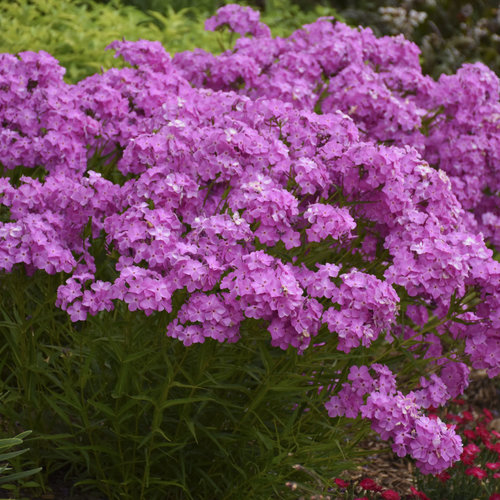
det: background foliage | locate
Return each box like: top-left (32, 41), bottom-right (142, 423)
top-left (0, 0), bottom-right (340, 83)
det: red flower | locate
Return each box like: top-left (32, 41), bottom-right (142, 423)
top-left (492, 430), bottom-right (500, 439)
top-left (494, 472), bottom-right (500, 479)
top-left (461, 442), bottom-right (481, 464)
top-left (436, 471), bottom-right (450, 483)
top-left (453, 398), bottom-right (466, 405)
top-left (486, 462), bottom-right (500, 470)
top-left (410, 486), bottom-right (431, 500)
top-left (445, 412), bottom-right (461, 423)
top-left (476, 425), bottom-right (490, 441)
top-left (464, 429), bottom-right (476, 440)
top-left (381, 490), bottom-right (400, 500)
top-left (489, 494), bottom-right (500, 500)
top-left (483, 408), bottom-right (493, 422)
top-left (465, 467), bottom-right (487, 479)
top-left (485, 440), bottom-right (495, 451)
top-left (354, 497), bottom-right (369, 500)
top-left (462, 411), bottom-right (474, 422)
top-left (359, 478), bottom-right (382, 491)
top-left (464, 443), bottom-right (481, 454)
top-left (335, 478), bottom-right (349, 488)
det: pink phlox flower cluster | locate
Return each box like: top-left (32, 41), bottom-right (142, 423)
top-left (293, 157), bottom-right (330, 197)
top-left (304, 204), bottom-right (356, 243)
top-left (414, 374), bottom-right (450, 409)
top-left (220, 251), bottom-right (322, 352)
top-left (188, 213), bottom-right (253, 267)
top-left (168, 292), bottom-right (243, 345)
top-left (464, 325), bottom-right (500, 378)
top-left (228, 174), bottom-right (300, 248)
top-left (326, 364), bottom-right (463, 474)
top-left (323, 270), bottom-right (399, 352)
top-left (204, 4), bottom-right (271, 38)
top-left (107, 39), bottom-right (173, 74)
top-left (298, 263), bottom-right (340, 300)
top-left (0, 51), bottom-right (99, 175)
top-left (0, 171), bottom-right (121, 275)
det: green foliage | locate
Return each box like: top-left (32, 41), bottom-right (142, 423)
top-left (0, 0), bottom-right (343, 85)
top-left (0, 430), bottom-right (42, 497)
top-left (107, 0), bottom-right (224, 13)
top-left (0, 268), bottom-right (375, 499)
top-left (0, 0), bottom-right (221, 83)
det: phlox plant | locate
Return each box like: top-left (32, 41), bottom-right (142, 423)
top-left (0, 3), bottom-right (499, 499)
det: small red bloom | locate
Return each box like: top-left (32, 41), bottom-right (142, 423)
top-left (483, 408), bottom-right (493, 422)
top-left (381, 489), bottom-right (400, 500)
top-left (485, 440), bottom-right (495, 451)
top-left (492, 430), bottom-right (500, 439)
top-left (436, 471), bottom-right (450, 483)
top-left (465, 467), bottom-right (487, 479)
top-left (462, 411), bottom-right (474, 422)
top-left (359, 478), bottom-right (382, 491)
top-left (486, 462), bottom-right (500, 470)
top-left (453, 398), bottom-right (466, 405)
top-left (463, 443), bottom-right (481, 454)
top-left (335, 478), bottom-right (349, 488)
top-left (476, 425), bottom-right (490, 441)
top-left (489, 494), bottom-right (500, 500)
top-left (461, 443), bottom-right (480, 465)
top-left (410, 486), bottom-right (431, 500)
top-left (354, 497), bottom-right (369, 500)
top-left (495, 472), bottom-right (500, 479)
top-left (464, 429), bottom-right (476, 440)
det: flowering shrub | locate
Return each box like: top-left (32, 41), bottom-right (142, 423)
top-left (1, 4), bottom-right (499, 492)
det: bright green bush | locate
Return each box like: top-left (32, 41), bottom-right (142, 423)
top-left (0, 0), bottom-right (221, 83)
top-left (0, 0), bottom-right (342, 84)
